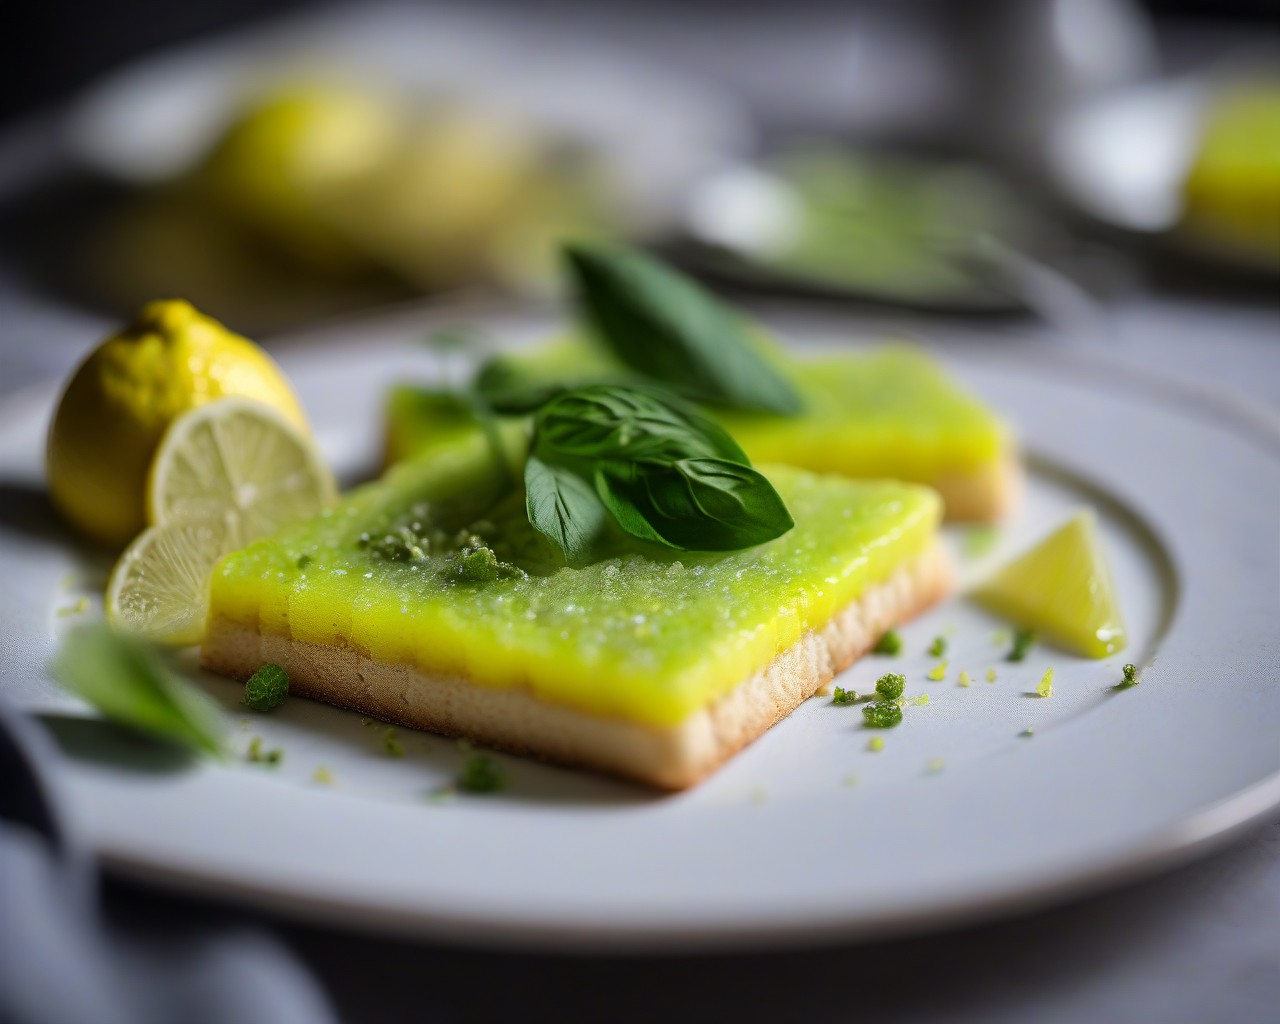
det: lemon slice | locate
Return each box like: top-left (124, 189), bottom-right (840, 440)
top-left (106, 519), bottom-right (231, 645)
top-left (108, 397), bottom-right (334, 643)
top-left (972, 509), bottom-right (1126, 658)
top-left (147, 397), bottom-right (335, 546)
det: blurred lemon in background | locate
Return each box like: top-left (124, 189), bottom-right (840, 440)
top-left (46, 299), bottom-right (306, 547)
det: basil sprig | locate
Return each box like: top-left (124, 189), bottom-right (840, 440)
top-left (525, 384), bottom-right (793, 561)
top-left (562, 242), bottom-right (804, 416)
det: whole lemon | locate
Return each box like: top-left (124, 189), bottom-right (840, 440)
top-left (46, 299), bottom-right (306, 547)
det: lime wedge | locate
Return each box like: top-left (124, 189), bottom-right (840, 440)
top-left (106, 519), bottom-right (232, 645)
top-left (972, 509), bottom-right (1126, 658)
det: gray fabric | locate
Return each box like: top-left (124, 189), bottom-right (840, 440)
top-left (0, 698), bottom-right (336, 1024)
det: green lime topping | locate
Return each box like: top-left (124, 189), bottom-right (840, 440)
top-left (1036, 668), bottom-right (1055, 698)
top-left (926, 758), bottom-right (946, 773)
top-left (832, 686), bottom-right (859, 706)
top-left (312, 765), bottom-right (334, 784)
top-left (1019, 728), bottom-right (1035, 738)
top-left (867, 736), bottom-right (885, 752)
top-left (958, 671), bottom-right (972, 687)
top-left (1007, 627), bottom-right (1036, 663)
top-left (1121, 663), bottom-right (1138, 687)
top-left (872, 629), bottom-right (902, 655)
top-left (242, 662), bottom-right (289, 712)
top-left (986, 668), bottom-right (997, 682)
top-left (875, 673), bottom-right (906, 700)
top-left (927, 661), bottom-right (948, 681)
top-left (247, 736), bottom-right (282, 765)
top-left (927, 635), bottom-right (947, 657)
top-left (862, 702), bottom-right (903, 729)
top-left (458, 743), bottom-right (506, 793)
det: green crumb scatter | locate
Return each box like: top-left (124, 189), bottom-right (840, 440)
top-left (1121, 663), bottom-right (1138, 686)
top-left (458, 752), bottom-right (506, 793)
top-left (1008, 627), bottom-right (1036, 662)
top-left (312, 765), bottom-right (334, 784)
top-left (242, 663), bottom-right (289, 712)
top-left (986, 668), bottom-right (997, 682)
top-left (958, 671), bottom-right (972, 687)
top-left (247, 736), bottom-right (283, 765)
top-left (964, 526), bottom-right (998, 558)
top-left (383, 729), bottom-right (405, 758)
top-left (927, 661), bottom-right (948, 681)
top-left (296, 554), bottom-right (313, 570)
top-left (843, 774), bottom-right (859, 787)
top-left (56, 597), bottom-right (89, 617)
top-left (907, 694), bottom-right (929, 707)
top-left (832, 686), bottom-right (859, 706)
top-left (862, 702), bottom-right (903, 729)
top-left (455, 544), bottom-right (524, 584)
top-left (1019, 728), bottom-right (1035, 738)
top-left (867, 736), bottom-right (886, 752)
top-left (927, 636), bottom-right (947, 657)
top-left (926, 758), bottom-right (946, 774)
top-left (1037, 668), bottom-right (1055, 698)
top-left (872, 629), bottom-right (902, 655)
top-left (875, 673), bottom-right (906, 701)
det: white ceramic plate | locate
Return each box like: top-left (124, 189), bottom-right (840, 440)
top-left (2, 312), bottom-right (1278, 950)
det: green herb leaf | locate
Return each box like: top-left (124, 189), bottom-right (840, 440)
top-left (595, 457), bottom-right (793, 551)
top-left (562, 241), bottom-right (804, 415)
top-left (536, 384), bottom-right (746, 463)
top-left (51, 624), bottom-right (224, 756)
top-left (242, 663), bottom-right (289, 712)
top-left (474, 356), bottom-right (575, 414)
top-left (524, 454), bottom-right (610, 562)
top-left (458, 751), bottom-right (506, 793)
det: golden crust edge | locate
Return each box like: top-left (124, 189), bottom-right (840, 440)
top-left (201, 540), bottom-right (951, 790)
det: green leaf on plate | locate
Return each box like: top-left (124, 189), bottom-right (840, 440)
top-left (524, 454), bottom-right (611, 563)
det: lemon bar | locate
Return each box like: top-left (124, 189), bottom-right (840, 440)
top-left (387, 342), bottom-right (1018, 521)
top-left (202, 437), bottom-right (949, 788)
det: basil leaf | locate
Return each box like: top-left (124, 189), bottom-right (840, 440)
top-left (474, 357), bottom-right (574, 415)
top-left (50, 624), bottom-right (225, 756)
top-left (563, 241), bottom-right (804, 415)
top-left (596, 457), bottom-right (794, 551)
top-left (524, 454), bottom-right (610, 562)
top-left (535, 385), bottom-right (746, 464)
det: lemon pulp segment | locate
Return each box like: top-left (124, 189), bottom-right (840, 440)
top-left (972, 509), bottom-right (1126, 659)
top-left (209, 448), bottom-right (941, 727)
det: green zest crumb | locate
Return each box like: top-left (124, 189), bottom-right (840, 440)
top-left (832, 686), bottom-right (859, 705)
top-left (296, 554), bottom-right (313, 570)
top-left (247, 736), bottom-right (283, 765)
top-left (1007, 628), bottom-right (1036, 662)
top-left (862, 702), bottom-right (903, 729)
top-left (312, 765), bottom-right (334, 784)
top-left (872, 629), bottom-right (902, 655)
top-left (458, 750), bottom-right (506, 793)
top-left (1121, 663), bottom-right (1138, 687)
top-left (958, 671), bottom-right (972, 688)
top-left (1036, 668), bottom-right (1055, 698)
top-left (867, 736), bottom-right (885, 752)
top-left (242, 663), bottom-right (289, 712)
top-left (1019, 728), bottom-right (1035, 738)
top-left (56, 597), bottom-right (89, 617)
top-left (927, 661), bottom-right (948, 681)
top-left (455, 544), bottom-right (524, 583)
top-left (843, 774), bottom-right (859, 787)
top-left (926, 758), bottom-right (946, 774)
top-left (927, 636), bottom-right (947, 657)
top-left (964, 525), bottom-right (999, 558)
top-left (875, 673), bottom-right (906, 701)
top-left (986, 668), bottom-right (997, 682)
top-left (383, 728), bottom-right (405, 758)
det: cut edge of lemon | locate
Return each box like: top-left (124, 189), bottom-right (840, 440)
top-left (145, 395), bottom-right (335, 538)
top-left (105, 519), bottom-right (232, 646)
